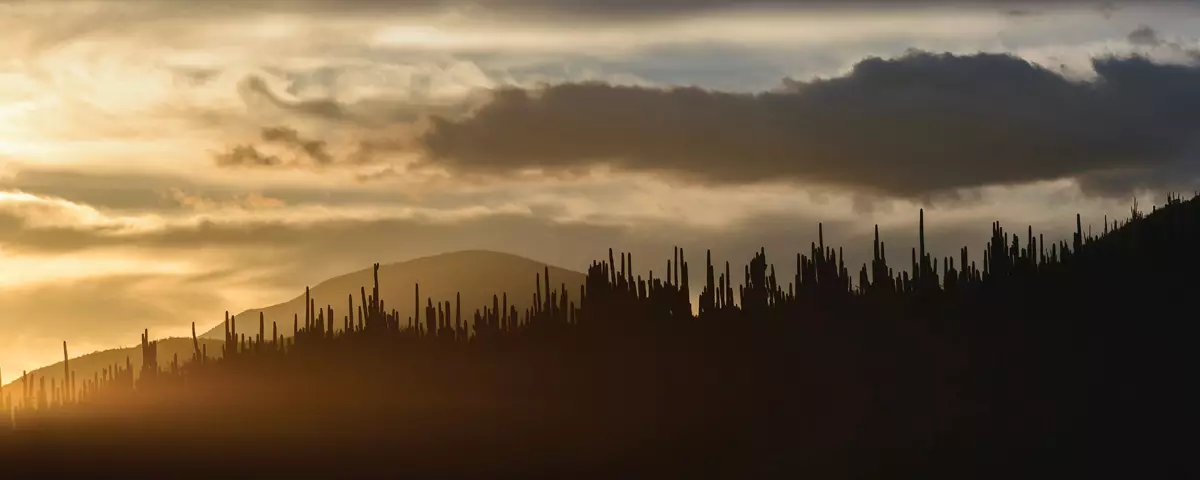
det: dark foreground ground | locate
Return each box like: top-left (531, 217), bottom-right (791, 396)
top-left (0, 321), bottom-right (1194, 479)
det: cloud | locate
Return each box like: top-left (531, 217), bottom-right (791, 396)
top-left (214, 144), bottom-right (282, 167)
top-left (355, 166), bottom-right (402, 183)
top-left (1003, 8), bottom-right (1042, 17)
top-left (239, 75), bottom-right (345, 120)
top-left (261, 126), bottom-right (334, 164)
top-left (1127, 25), bottom-right (1162, 46)
top-left (1097, 1), bottom-right (1121, 19)
top-left (214, 122), bottom-right (430, 171)
top-left (213, 127), bottom-right (350, 169)
top-left (168, 189), bottom-right (286, 211)
top-left (1123, 25), bottom-right (1200, 66)
top-left (0, 191), bottom-right (158, 233)
top-left (56, 1), bottom-right (1160, 20)
top-left (0, 180), bottom-right (1134, 280)
top-left (238, 71), bottom-right (482, 126)
top-left (418, 51), bottom-right (1200, 198)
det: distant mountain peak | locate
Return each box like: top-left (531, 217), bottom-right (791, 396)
top-left (201, 251), bottom-right (584, 339)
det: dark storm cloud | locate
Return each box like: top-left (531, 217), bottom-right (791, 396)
top-left (418, 51), bottom-right (1200, 198)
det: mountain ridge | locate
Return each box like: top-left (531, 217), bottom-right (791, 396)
top-left (201, 249), bottom-right (586, 339)
top-left (2, 250), bottom-right (583, 393)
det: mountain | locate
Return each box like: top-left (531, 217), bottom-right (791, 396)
top-left (0, 250), bottom-right (583, 402)
top-left (1, 337), bottom-right (225, 393)
top-left (201, 250), bottom-right (587, 339)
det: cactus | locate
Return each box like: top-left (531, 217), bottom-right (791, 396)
top-left (62, 341), bottom-right (70, 403)
top-left (191, 322), bottom-right (201, 362)
top-left (305, 286), bottom-right (311, 331)
top-left (11, 193), bottom-right (1189, 457)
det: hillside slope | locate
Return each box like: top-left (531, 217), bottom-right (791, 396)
top-left (1, 337), bottom-right (224, 392)
top-left (202, 250), bottom-right (585, 339)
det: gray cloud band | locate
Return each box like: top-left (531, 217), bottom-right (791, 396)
top-left (50, 1), bottom-right (1161, 18)
top-left (418, 51), bottom-right (1200, 198)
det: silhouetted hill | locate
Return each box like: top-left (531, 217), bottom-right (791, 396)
top-left (6, 198), bottom-right (1198, 477)
top-left (200, 250), bottom-right (585, 339)
top-left (1, 337), bottom-right (223, 393)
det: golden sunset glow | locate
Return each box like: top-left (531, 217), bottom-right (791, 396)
top-left (0, 0), bottom-right (1191, 384)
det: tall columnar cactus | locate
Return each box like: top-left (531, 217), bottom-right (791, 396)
top-left (544, 266), bottom-right (552, 314)
top-left (609, 248), bottom-right (616, 285)
top-left (191, 322), bottom-right (201, 362)
top-left (1074, 213), bottom-right (1083, 254)
top-left (919, 209), bottom-right (926, 284)
top-left (425, 298), bottom-right (436, 336)
top-left (361, 286), bottom-right (369, 331)
top-left (62, 341), bottom-right (70, 403)
top-left (674, 246), bottom-right (681, 288)
top-left (328, 306), bottom-right (335, 338)
top-left (231, 316), bottom-right (238, 353)
top-left (535, 271), bottom-right (542, 316)
top-left (679, 248), bottom-right (690, 310)
top-left (725, 261), bottom-right (732, 309)
top-left (140, 329), bottom-right (158, 382)
top-left (372, 262), bottom-right (380, 328)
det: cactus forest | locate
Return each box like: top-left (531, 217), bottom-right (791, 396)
top-left (0, 194), bottom-right (1192, 477)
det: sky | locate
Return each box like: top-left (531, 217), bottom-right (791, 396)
top-left (0, 0), bottom-right (1197, 378)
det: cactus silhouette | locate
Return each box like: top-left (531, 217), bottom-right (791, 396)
top-left (5, 193), bottom-right (1199, 478)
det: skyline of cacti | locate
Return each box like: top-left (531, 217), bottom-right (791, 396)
top-left (0, 192), bottom-right (1194, 477)
top-left (2, 193), bottom-right (1185, 409)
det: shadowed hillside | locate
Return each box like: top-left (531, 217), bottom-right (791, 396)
top-left (201, 250), bottom-right (585, 339)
